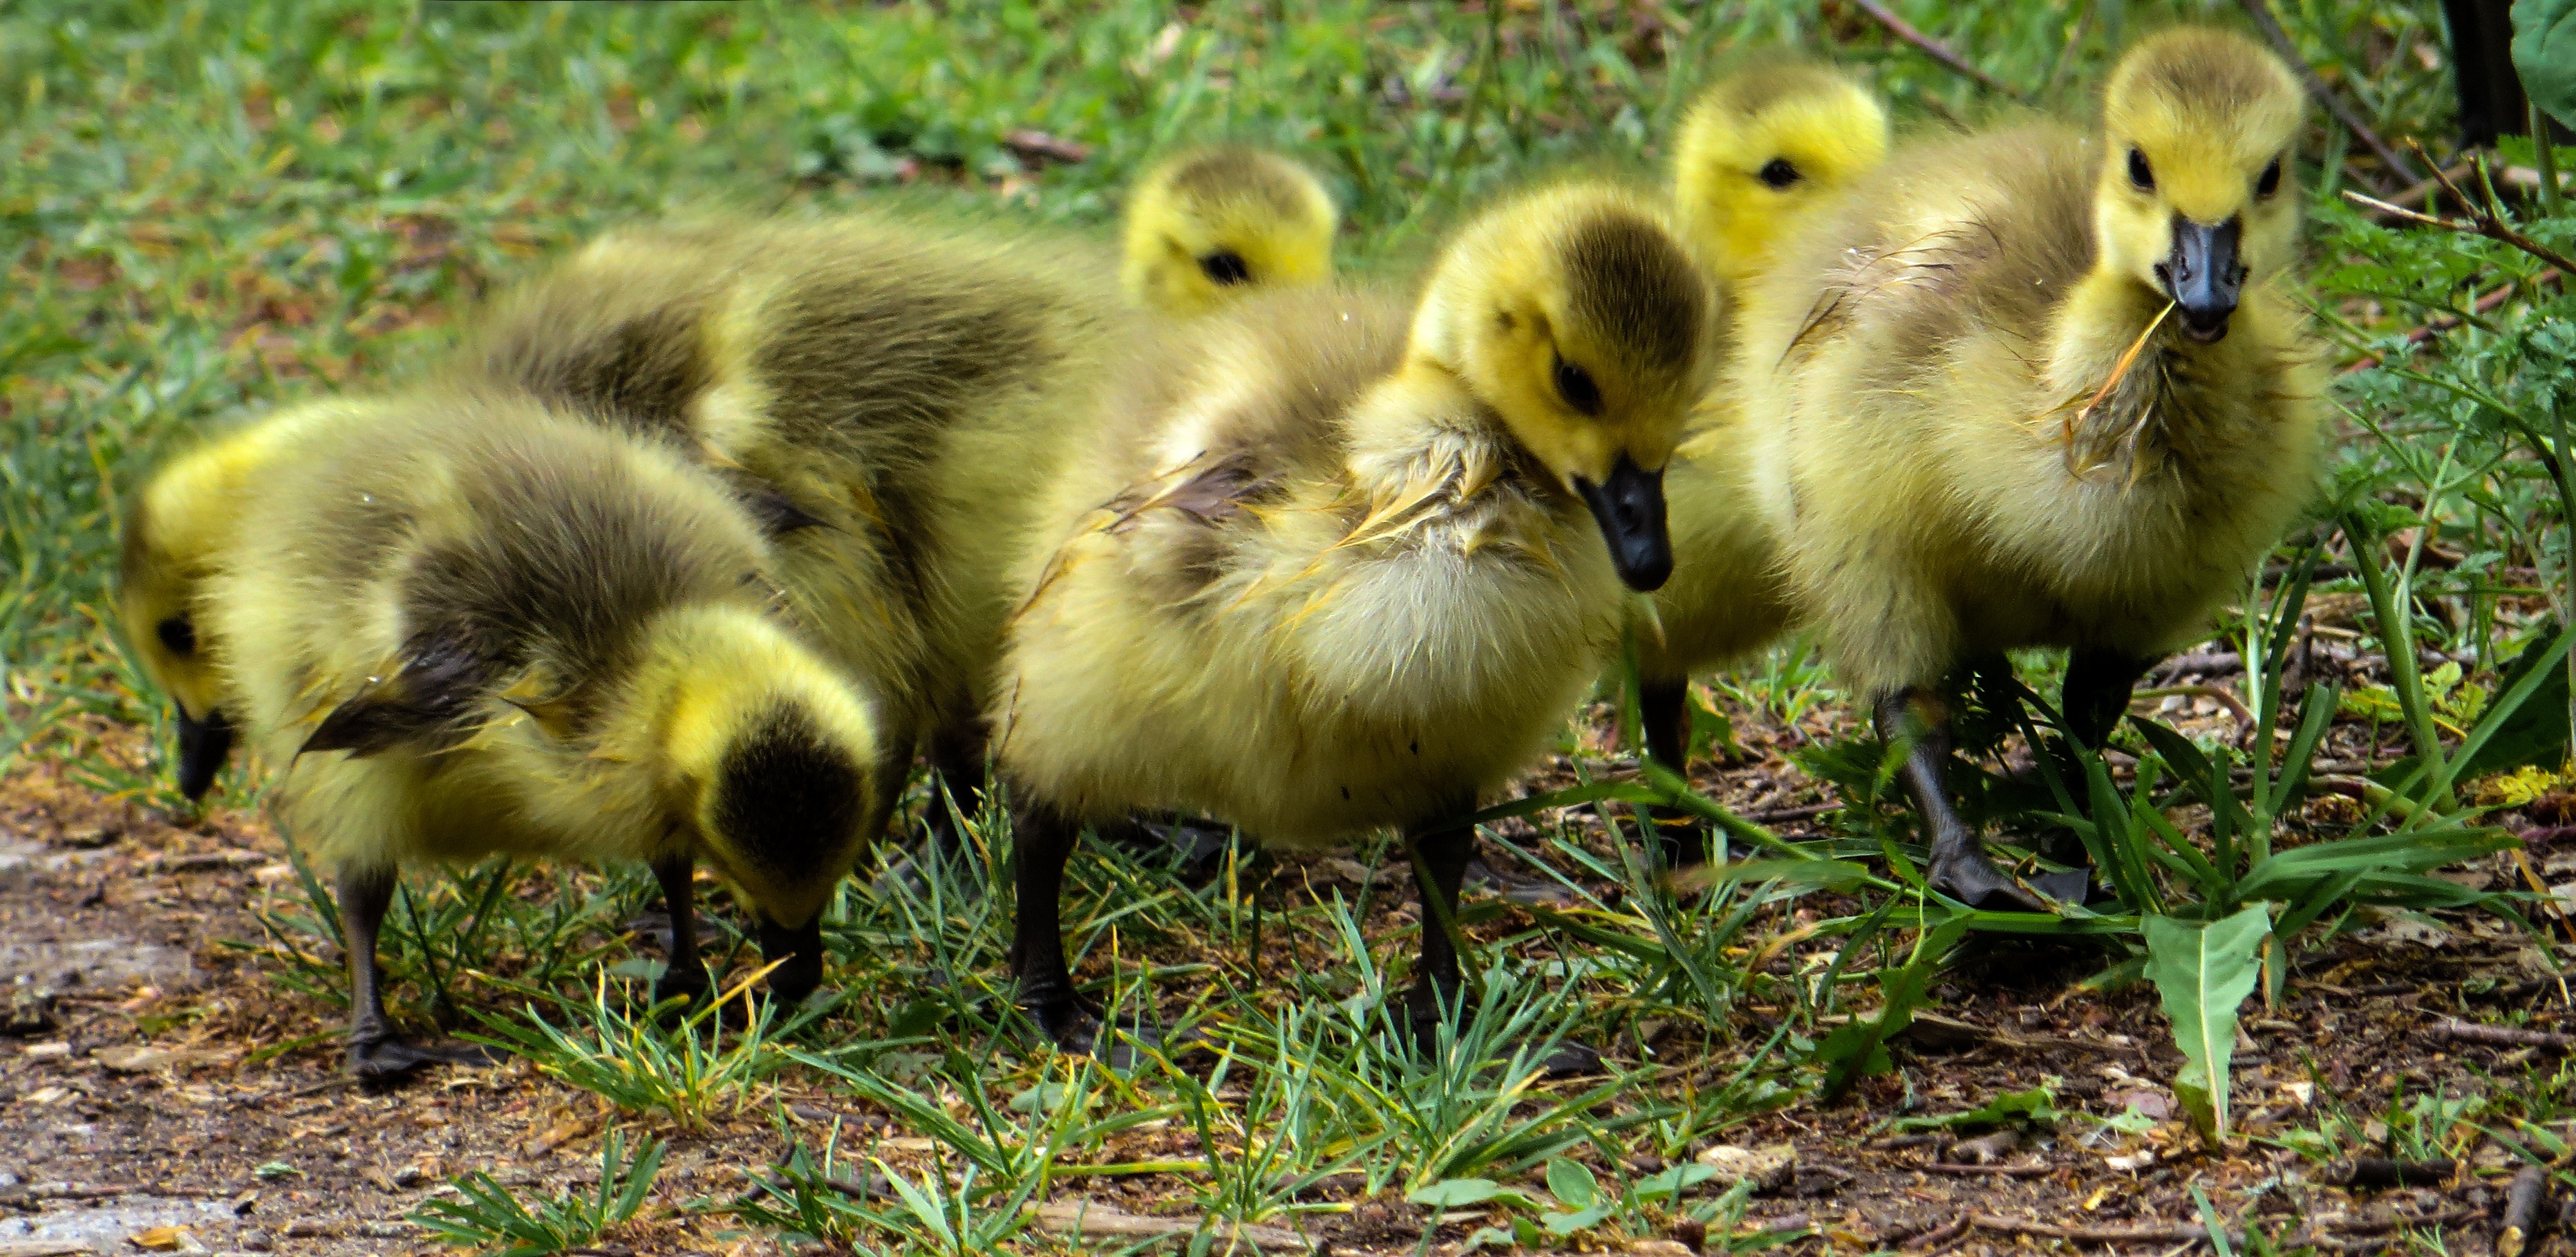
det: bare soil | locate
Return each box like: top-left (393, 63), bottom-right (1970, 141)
top-left (3, 710), bottom-right (2572, 1257)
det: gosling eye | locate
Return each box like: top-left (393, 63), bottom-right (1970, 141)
top-left (1198, 249), bottom-right (1251, 286)
top-left (1552, 354), bottom-right (1603, 416)
top-left (2256, 156), bottom-right (2283, 198)
top-left (1758, 157), bottom-right (1801, 189)
top-left (2127, 147), bottom-right (2155, 192)
top-left (156, 615), bottom-right (196, 658)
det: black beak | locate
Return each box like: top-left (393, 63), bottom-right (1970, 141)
top-left (2156, 215), bottom-right (2244, 343)
top-left (1572, 454), bottom-right (1673, 593)
top-left (175, 707), bottom-right (234, 801)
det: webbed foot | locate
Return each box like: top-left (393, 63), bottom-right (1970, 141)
top-left (2025, 866), bottom-right (2094, 905)
top-left (1928, 848), bottom-right (2054, 911)
top-left (346, 1034), bottom-right (497, 1081)
top-left (1024, 996), bottom-right (1163, 1068)
top-left (652, 966), bottom-right (712, 1020)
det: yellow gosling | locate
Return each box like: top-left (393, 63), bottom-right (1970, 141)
top-left (993, 183), bottom-right (1712, 1052)
top-left (205, 393), bottom-right (879, 1076)
top-left (442, 215), bottom-right (1136, 850)
top-left (1733, 28), bottom-right (2323, 907)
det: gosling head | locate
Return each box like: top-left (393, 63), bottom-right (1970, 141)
top-left (2096, 28), bottom-right (2304, 343)
top-left (119, 441), bottom-right (267, 801)
top-left (1121, 145), bottom-right (1338, 316)
top-left (118, 503), bottom-right (233, 801)
top-left (1412, 184), bottom-right (1713, 592)
top-left (1672, 64), bottom-right (1890, 286)
top-left (647, 606), bottom-right (881, 936)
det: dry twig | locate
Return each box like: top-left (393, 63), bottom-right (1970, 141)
top-left (2433, 1018), bottom-right (2575, 1052)
top-left (1029, 1201), bottom-right (1317, 1254)
top-left (2346, 149), bottom-right (2576, 276)
top-left (2500, 1163), bottom-right (2551, 1257)
top-left (1847, 0), bottom-right (2025, 101)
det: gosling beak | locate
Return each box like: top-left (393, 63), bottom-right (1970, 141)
top-left (1572, 454), bottom-right (1673, 593)
top-left (174, 706), bottom-right (235, 801)
top-left (2157, 215), bottom-right (2244, 343)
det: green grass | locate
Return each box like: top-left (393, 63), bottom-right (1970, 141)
top-left (6, 1), bottom-right (2573, 1253)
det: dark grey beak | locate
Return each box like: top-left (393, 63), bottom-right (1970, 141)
top-left (2157, 215), bottom-right (2244, 342)
top-left (1572, 454), bottom-right (1673, 593)
top-left (175, 706), bottom-right (234, 801)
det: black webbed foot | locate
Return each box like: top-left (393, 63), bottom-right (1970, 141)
top-left (346, 1034), bottom-right (498, 1081)
top-left (1928, 848), bottom-right (2051, 911)
top-left (1023, 994), bottom-right (1164, 1068)
top-left (2024, 866), bottom-right (2093, 905)
top-left (651, 965), bottom-right (713, 1022)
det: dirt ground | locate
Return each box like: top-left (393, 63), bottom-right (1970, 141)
top-left (3, 716), bottom-right (2572, 1257)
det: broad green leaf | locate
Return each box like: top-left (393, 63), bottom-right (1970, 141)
top-left (2143, 906), bottom-right (2271, 1141)
top-left (1407, 1179), bottom-right (1537, 1211)
top-left (1633, 1163), bottom-right (1720, 1202)
top-left (1541, 1204), bottom-right (1613, 1236)
top-left (1545, 1160), bottom-right (1599, 1211)
top-left (1890, 1082), bottom-right (2061, 1133)
top-left (2517, 0), bottom-right (2576, 131)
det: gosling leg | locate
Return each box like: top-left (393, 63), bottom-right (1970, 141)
top-left (1876, 689), bottom-right (2047, 911)
top-left (337, 866), bottom-right (491, 1079)
top-left (1008, 801), bottom-right (1098, 1052)
top-left (756, 915), bottom-right (825, 1008)
top-left (925, 720), bottom-right (989, 868)
top-left (650, 855), bottom-right (710, 1009)
top-left (2031, 647), bottom-right (2158, 903)
top-left (1400, 815), bottom-right (1477, 1048)
top-left (1637, 676), bottom-right (1713, 869)
top-left (1403, 814), bottom-right (1604, 1074)
top-left (2063, 647), bottom-right (2155, 750)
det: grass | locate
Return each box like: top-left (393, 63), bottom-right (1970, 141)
top-left (4, 0), bottom-right (2573, 1252)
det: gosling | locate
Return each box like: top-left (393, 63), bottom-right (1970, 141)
top-left (205, 392), bottom-right (880, 1077)
top-left (442, 216), bottom-right (1134, 856)
top-left (1733, 29), bottom-right (2323, 907)
top-left (995, 183), bottom-right (1711, 1052)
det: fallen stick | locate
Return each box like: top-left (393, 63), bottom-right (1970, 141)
top-left (2308, 1205), bottom-right (2480, 1236)
top-left (1030, 1201), bottom-right (1317, 1253)
top-left (1972, 1215), bottom-right (2237, 1245)
top-left (1921, 1163), bottom-right (2054, 1179)
top-left (2434, 1018), bottom-right (2575, 1052)
top-left (2499, 1164), bottom-right (2550, 1257)
top-left (1847, 0), bottom-right (2024, 100)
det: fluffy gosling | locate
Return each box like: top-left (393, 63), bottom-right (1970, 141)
top-left (1733, 28), bottom-right (2324, 907)
top-left (444, 216), bottom-right (1134, 853)
top-left (995, 183), bottom-right (1711, 1052)
top-left (205, 393), bottom-right (879, 1076)
top-left (118, 398), bottom-right (390, 801)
